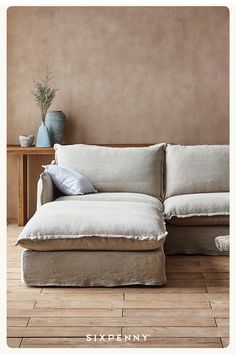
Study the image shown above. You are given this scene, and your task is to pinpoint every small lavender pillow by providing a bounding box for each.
[43,165,97,195]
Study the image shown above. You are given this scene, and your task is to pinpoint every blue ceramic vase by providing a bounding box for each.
[35,122,51,147]
[45,110,65,145]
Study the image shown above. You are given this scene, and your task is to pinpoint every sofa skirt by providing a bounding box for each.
[21,246,166,287]
[165,225,229,255]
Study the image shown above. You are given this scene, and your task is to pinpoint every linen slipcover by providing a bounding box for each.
[165,225,229,255]
[165,144,229,197]
[22,248,166,287]
[164,192,229,225]
[54,143,165,198]
[16,193,167,251]
[37,172,54,209]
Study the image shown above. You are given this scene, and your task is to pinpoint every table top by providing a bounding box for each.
[7,144,152,155]
[7,145,55,154]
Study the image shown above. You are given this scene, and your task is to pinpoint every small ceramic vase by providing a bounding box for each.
[35,122,51,147]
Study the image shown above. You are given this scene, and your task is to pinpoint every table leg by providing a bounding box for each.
[17,154,27,226]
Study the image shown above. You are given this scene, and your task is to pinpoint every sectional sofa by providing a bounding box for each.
[16,143,229,287]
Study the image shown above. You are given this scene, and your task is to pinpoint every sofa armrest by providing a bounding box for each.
[37,172,54,209]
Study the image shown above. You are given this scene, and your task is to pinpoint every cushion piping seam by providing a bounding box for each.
[165,212,229,219]
[16,232,168,245]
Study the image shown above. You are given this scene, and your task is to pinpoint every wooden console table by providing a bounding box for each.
[7,145,55,226]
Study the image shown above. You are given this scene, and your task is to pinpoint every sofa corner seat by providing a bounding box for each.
[17,144,167,287]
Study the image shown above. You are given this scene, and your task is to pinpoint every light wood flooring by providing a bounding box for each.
[7,224,229,348]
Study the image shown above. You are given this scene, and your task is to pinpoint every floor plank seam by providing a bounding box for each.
[17,325,219,328]
[19,337,23,348]
[200,272,204,280]
[213,317,217,327]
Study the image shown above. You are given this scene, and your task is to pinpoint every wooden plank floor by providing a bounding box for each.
[7,224,229,348]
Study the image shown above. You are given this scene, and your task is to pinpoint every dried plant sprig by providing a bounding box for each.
[32,69,59,122]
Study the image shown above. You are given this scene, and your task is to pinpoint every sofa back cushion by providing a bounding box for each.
[54,143,165,198]
[165,144,229,198]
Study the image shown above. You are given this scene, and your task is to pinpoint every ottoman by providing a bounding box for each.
[16,193,167,286]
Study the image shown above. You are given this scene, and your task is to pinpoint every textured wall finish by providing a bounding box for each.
[7,6,229,218]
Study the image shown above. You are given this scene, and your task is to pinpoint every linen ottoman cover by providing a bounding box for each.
[22,248,167,286]
[16,193,167,251]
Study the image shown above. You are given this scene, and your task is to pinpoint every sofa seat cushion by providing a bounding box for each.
[16,193,167,251]
[164,193,229,225]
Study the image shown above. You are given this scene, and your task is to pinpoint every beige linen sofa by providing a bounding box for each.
[16,143,229,287]
[164,144,229,254]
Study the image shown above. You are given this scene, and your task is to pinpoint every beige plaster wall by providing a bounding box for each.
[7,6,229,219]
